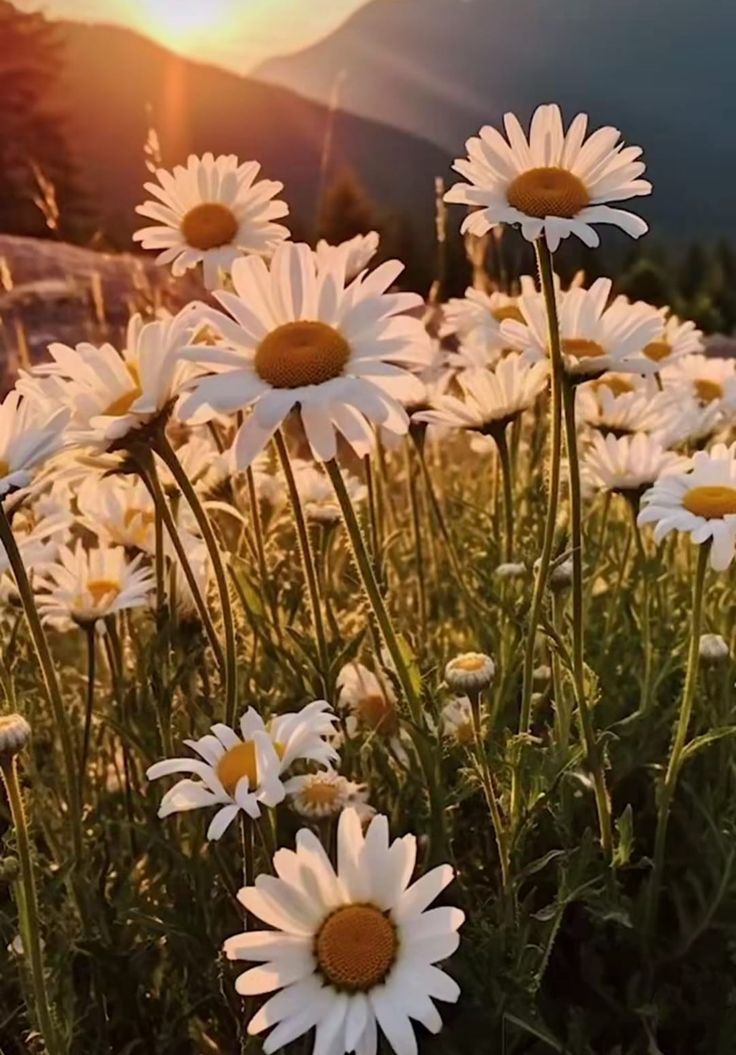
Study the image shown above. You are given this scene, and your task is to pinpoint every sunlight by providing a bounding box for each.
[139,0,237,47]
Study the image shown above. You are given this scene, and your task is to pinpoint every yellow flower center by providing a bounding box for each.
[0,459,10,478]
[506,166,590,219]
[694,379,723,404]
[254,321,350,390]
[301,779,341,808]
[643,340,671,363]
[594,375,634,396]
[103,363,142,418]
[562,337,606,360]
[123,508,155,530]
[682,485,736,519]
[356,693,398,735]
[452,656,485,672]
[216,739,284,796]
[455,720,475,746]
[180,202,239,251]
[315,904,397,992]
[86,579,121,607]
[492,304,523,324]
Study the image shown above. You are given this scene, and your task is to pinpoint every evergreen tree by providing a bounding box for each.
[316,169,381,246]
[0,1,88,240]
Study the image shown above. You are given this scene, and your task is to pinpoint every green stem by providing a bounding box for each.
[245,466,281,641]
[644,542,709,941]
[324,457,446,857]
[510,238,564,829]
[1,756,63,1055]
[405,443,428,643]
[153,494,166,614]
[493,425,515,563]
[364,454,383,585]
[0,504,82,862]
[551,592,570,752]
[469,691,510,891]
[273,431,329,691]
[154,433,238,725]
[561,376,612,860]
[137,454,225,671]
[80,625,96,802]
[629,498,653,713]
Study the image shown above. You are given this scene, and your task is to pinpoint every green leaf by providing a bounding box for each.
[396,633,422,699]
[681,726,736,763]
[504,1010,564,1051]
[613,803,634,867]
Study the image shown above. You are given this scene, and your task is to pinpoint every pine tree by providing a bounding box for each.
[316,169,381,246]
[0,1,88,240]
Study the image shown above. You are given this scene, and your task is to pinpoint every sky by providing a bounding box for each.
[13,0,372,70]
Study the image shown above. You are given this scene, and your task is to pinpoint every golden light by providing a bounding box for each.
[140,0,237,47]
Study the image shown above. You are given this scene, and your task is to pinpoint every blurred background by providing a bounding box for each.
[2,0,735,378]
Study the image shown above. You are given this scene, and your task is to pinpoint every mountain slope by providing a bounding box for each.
[53,21,450,246]
[256,0,736,239]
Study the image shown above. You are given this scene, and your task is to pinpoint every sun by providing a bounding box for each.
[140,0,236,47]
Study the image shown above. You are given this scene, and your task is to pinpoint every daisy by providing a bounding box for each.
[582,432,686,499]
[502,278,663,381]
[699,633,729,664]
[337,662,399,738]
[440,696,475,745]
[291,459,366,525]
[661,355,736,417]
[638,443,736,570]
[19,311,201,454]
[642,312,703,366]
[178,242,432,467]
[284,769,374,822]
[653,396,723,451]
[440,287,521,354]
[77,475,156,553]
[133,153,290,289]
[577,376,674,437]
[171,538,210,623]
[413,355,548,435]
[445,103,651,250]
[315,231,380,281]
[444,653,495,694]
[0,388,69,499]
[35,542,154,629]
[0,507,71,604]
[0,714,31,759]
[224,808,463,1055]
[146,701,339,839]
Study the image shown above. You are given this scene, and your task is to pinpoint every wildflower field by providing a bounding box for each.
[2,100,736,1055]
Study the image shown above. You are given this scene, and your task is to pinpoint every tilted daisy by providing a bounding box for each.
[440,287,522,353]
[35,542,154,629]
[440,696,475,745]
[19,310,201,453]
[133,153,290,289]
[315,231,380,281]
[77,475,156,553]
[178,243,432,467]
[661,355,736,418]
[502,278,663,381]
[653,396,723,451]
[577,376,674,437]
[224,808,463,1055]
[445,103,651,250]
[638,443,736,570]
[291,459,367,525]
[337,662,400,738]
[0,388,69,499]
[284,769,374,822]
[642,312,704,366]
[0,506,71,604]
[582,432,686,500]
[414,355,549,435]
[146,701,339,839]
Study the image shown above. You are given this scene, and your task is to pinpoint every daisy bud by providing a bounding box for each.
[548,557,574,592]
[494,561,526,580]
[444,652,495,694]
[533,665,552,687]
[440,697,475,745]
[0,856,20,882]
[699,633,730,665]
[0,715,30,760]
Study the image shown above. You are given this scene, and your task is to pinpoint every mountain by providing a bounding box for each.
[256,0,736,240]
[51,21,450,248]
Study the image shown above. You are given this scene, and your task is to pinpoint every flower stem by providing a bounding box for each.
[154,433,238,725]
[493,425,514,563]
[561,376,612,861]
[324,457,447,857]
[364,454,383,585]
[644,542,709,941]
[628,498,654,713]
[1,755,64,1055]
[405,442,428,643]
[469,691,510,891]
[80,625,97,802]
[0,504,82,862]
[273,431,329,692]
[510,238,563,829]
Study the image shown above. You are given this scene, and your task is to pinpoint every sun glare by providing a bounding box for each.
[140,0,236,46]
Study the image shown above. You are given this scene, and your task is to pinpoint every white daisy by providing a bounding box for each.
[284,769,374,821]
[315,231,380,281]
[171,538,210,622]
[582,432,686,498]
[133,153,290,289]
[577,375,673,436]
[642,312,704,366]
[440,696,475,745]
[652,396,723,451]
[35,542,154,628]
[19,311,201,453]
[444,652,495,694]
[291,459,366,525]
[414,355,548,434]
[445,103,651,250]
[146,701,339,839]
[0,388,69,499]
[699,633,729,664]
[224,808,463,1055]
[178,243,432,467]
[638,443,736,570]
[337,663,399,738]
[77,475,156,553]
[0,714,31,758]
[440,287,521,356]
[502,278,663,381]
[661,355,736,417]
